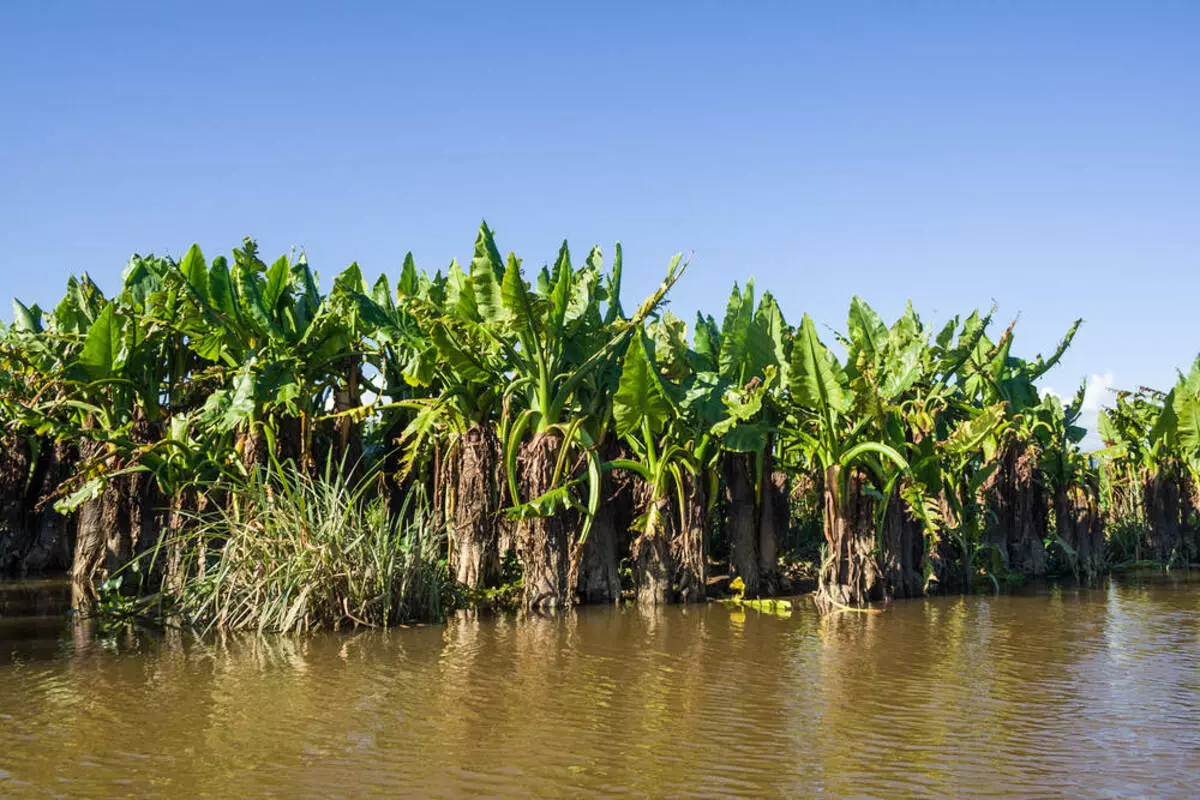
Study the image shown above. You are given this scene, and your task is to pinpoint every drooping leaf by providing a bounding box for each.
[223,362,257,432]
[430,323,491,385]
[944,403,1007,456]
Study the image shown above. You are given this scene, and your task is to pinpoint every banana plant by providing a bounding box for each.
[785,312,912,611]
[170,240,363,475]
[609,330,692,605]
[689,280,791,595]
[1098,355,1200,564]
[956,316,1084,577]
[355,251,510,590]
[457,223,683,610]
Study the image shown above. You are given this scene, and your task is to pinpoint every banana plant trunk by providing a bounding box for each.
[21,440,77,575]
[1143,463,1183,564]
[0,433,33,575]
[578,502,622,604]
[929,489,968,593]
[381,417,410,519]
[881,484,924,599]
[0,437,76,577]
[578,438,627,604]
[71,467,156,588]
[1055,481,1105,580]
[72,420,163,590]
[451,423,502,591]
[71,438,113,586]
[633,480,675,607]
[724,451,759,595]
[672,472,708,603]
[985,442,1048,578]
[1182,473,1199,565]
[163,486,204,593]
[815,465,881,613]
[757,444,788,595]
[333,355,363,478]
[516,430,572,611]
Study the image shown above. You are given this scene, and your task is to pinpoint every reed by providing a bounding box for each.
[163,461,446,633]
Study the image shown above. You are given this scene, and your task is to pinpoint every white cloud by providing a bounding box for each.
[1039,386,1064,402]
[1041,372,1115,451]
[1082,371,1114,412]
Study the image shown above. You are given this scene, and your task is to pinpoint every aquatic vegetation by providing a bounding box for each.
[1,222,1195,625]
[158,463,446,633]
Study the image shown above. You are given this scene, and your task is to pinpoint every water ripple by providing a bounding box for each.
[2,572,1200,796]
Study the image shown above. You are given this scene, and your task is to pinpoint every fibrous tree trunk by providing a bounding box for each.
[1056,480,1105,580]
[577,437,627,605]
[1143,461,1187,565]
[633,480,675,607]
[724,451,759,595]
[0,432,33,575]
[985,442,1048,578]
[579,501,621,604]
[673,472,708,603]
[451,423,502,591]
[516,431,572,611]
[71,439,110,586]
[815,465,881,613]
[881,486,923,599]
[71,419,164,591]
[1181,473,1199,565]
[332,355,363,479]
[757,440,787,594]
[381,417,410,520]
[926,490,966,593]
[21,440,77,575]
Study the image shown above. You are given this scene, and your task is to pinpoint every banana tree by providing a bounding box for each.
[1035,384,1104,578]
[465,224,682,610]
[958,316,1083,577]
[609,330,691,605]
[786,313,912,611]
[357,251,509,592]
[833,299,1010,599]
[171,240,364,476]
[1100,355,1200,564]
[690,281,791,595]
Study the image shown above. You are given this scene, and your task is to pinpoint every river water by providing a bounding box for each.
[2,572,1199,798]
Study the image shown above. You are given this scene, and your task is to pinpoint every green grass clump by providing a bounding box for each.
[165,463,447,634]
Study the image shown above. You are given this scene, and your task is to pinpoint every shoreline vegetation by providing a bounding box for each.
[1,224,1198,631]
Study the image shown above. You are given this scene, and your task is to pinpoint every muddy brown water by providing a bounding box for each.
[2,573,1199,798]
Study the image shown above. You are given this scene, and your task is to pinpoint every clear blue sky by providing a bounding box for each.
[3,2,1198,440]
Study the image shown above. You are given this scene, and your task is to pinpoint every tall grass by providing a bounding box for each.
[163,462,447,633]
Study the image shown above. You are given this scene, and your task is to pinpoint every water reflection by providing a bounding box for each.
[2,573,1199,797]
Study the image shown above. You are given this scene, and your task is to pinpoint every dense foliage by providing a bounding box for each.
[1,224,1192,626]
[1096,358,1200,565]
